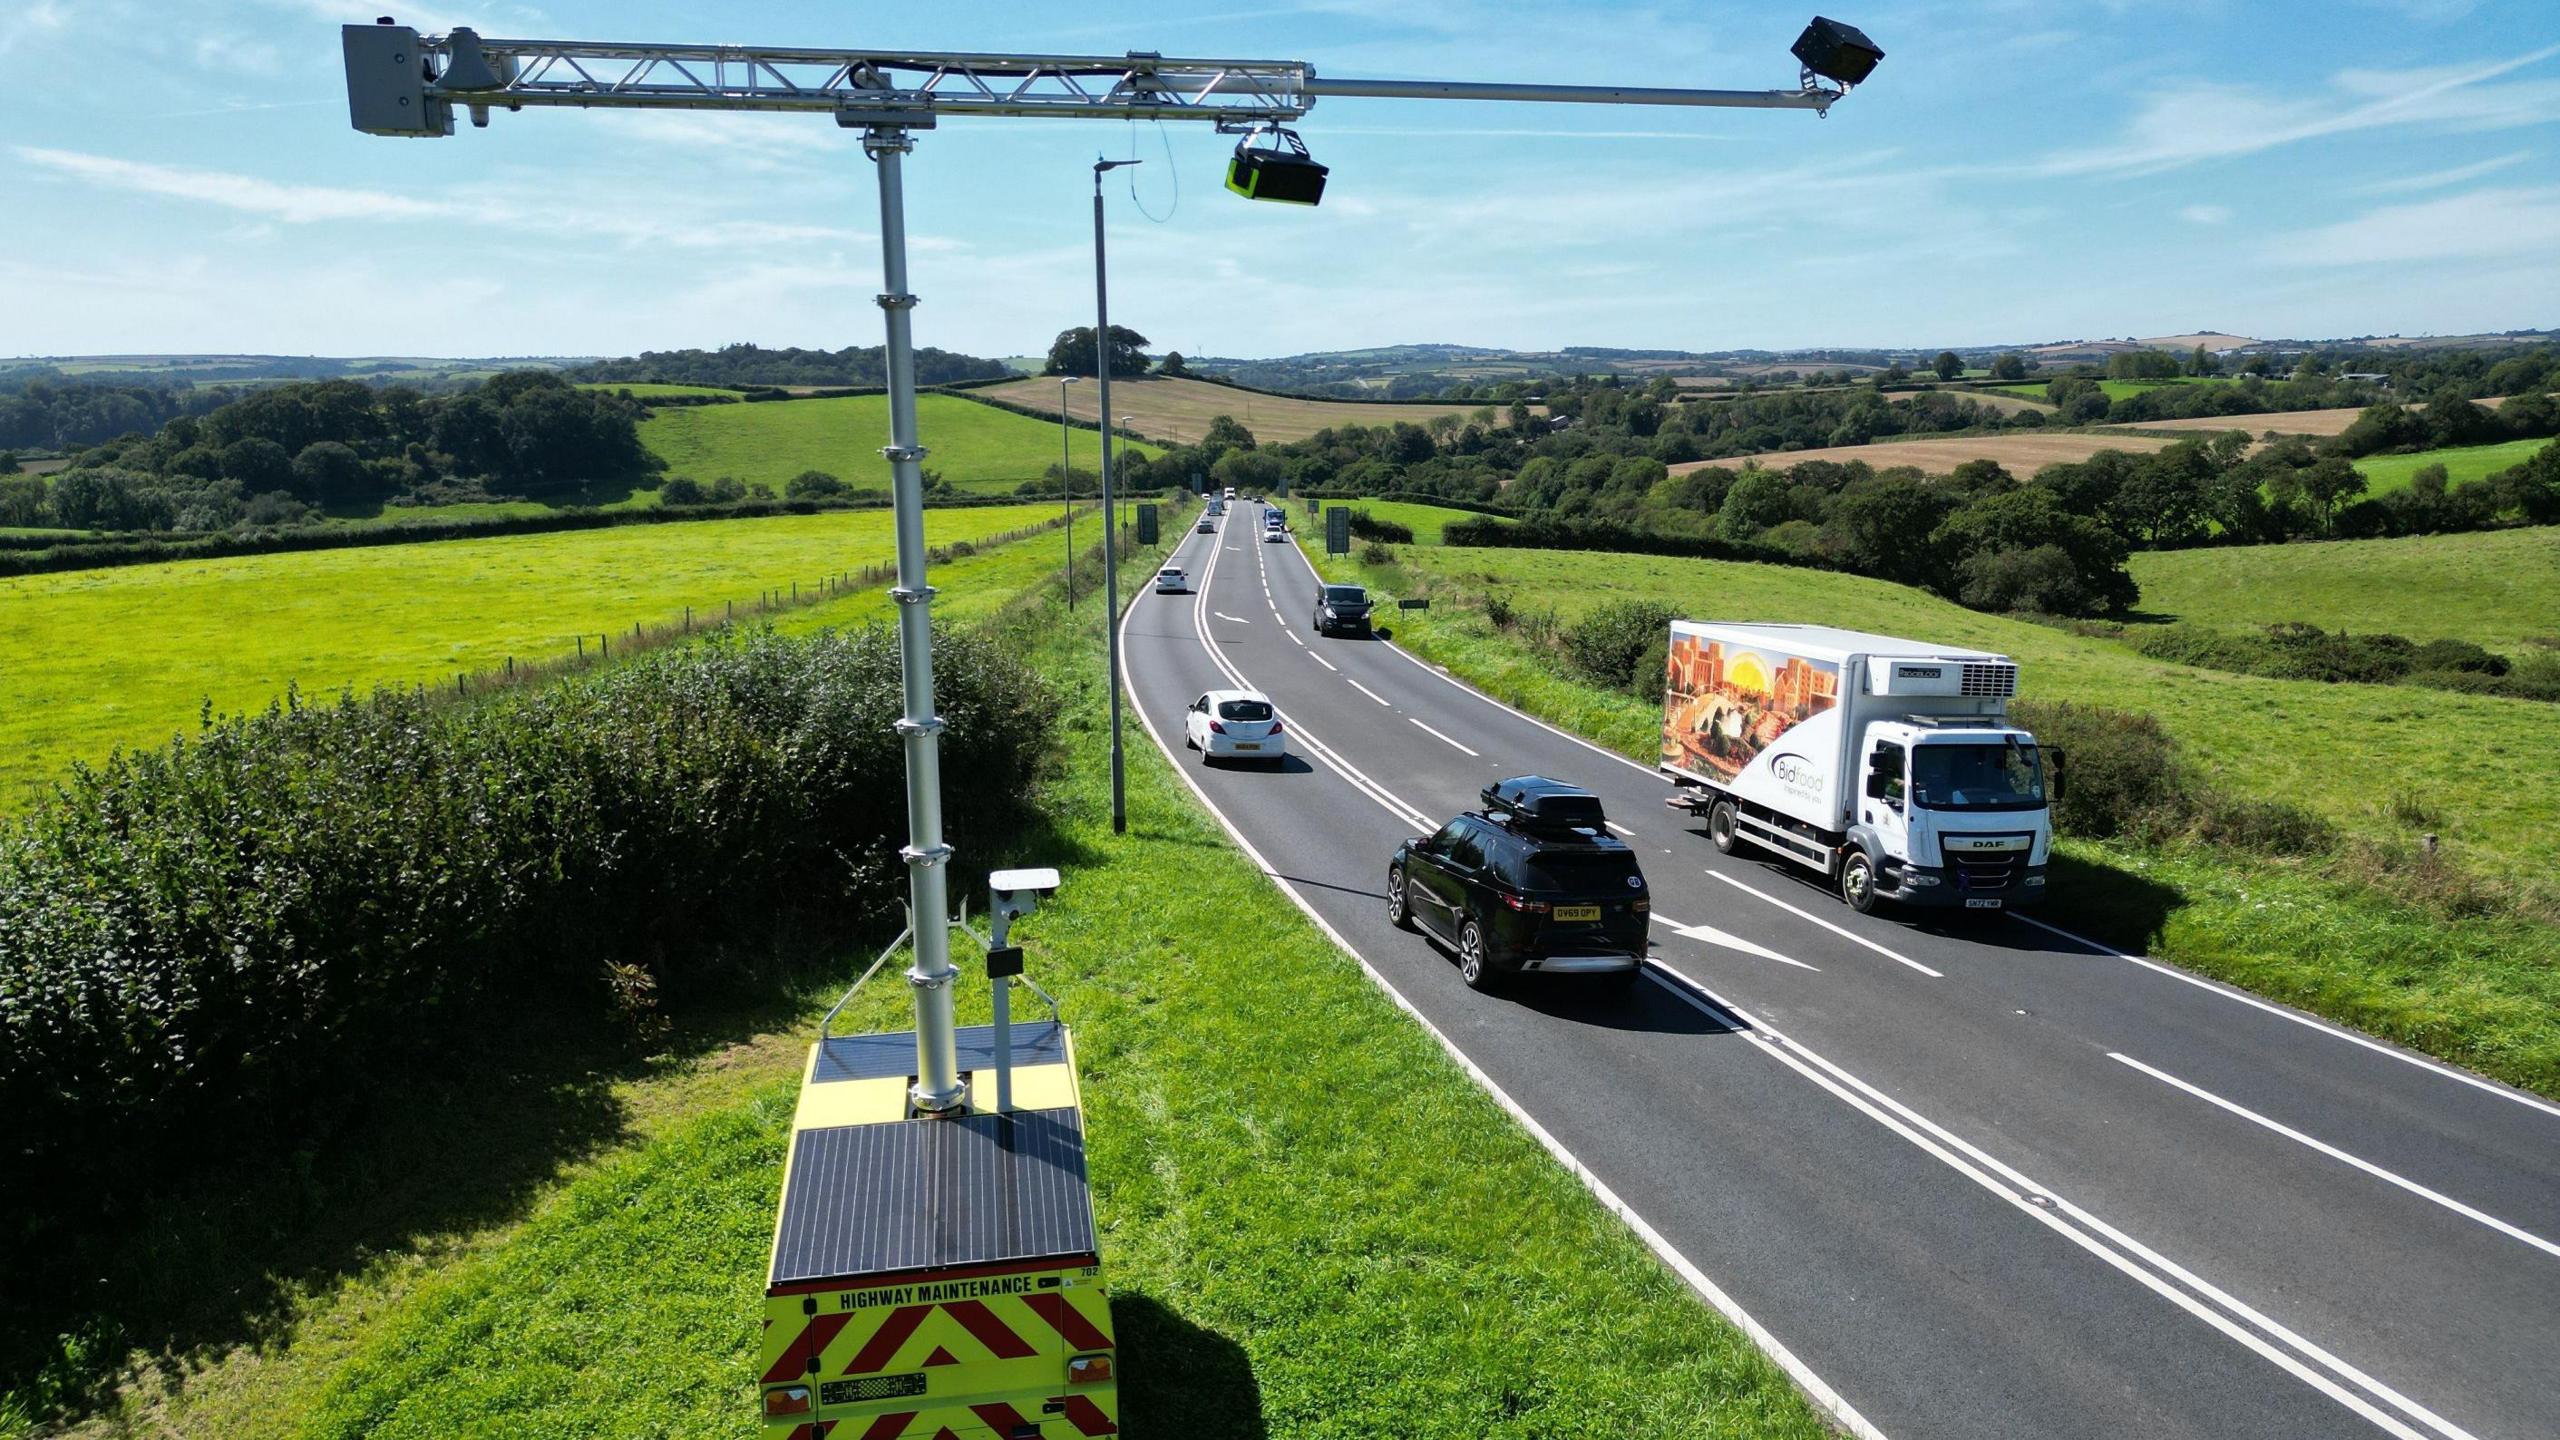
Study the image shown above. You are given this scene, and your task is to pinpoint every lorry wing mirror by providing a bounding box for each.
[2048,748,2066,803]
[1864,772,1891,799]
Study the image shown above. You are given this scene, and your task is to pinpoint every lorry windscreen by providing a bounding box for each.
[1910,743,2044,811]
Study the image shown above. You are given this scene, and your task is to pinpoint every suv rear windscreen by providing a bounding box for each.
[1505,848,1643,895]
[1217,699,1275,722]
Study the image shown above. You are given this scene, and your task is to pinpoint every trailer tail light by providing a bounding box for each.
[763,1385,813,1419]
[1501,893,1550,913]
[1069,1353,1114,1384]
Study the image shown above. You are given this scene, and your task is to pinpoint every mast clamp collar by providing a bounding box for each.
[880,443,929,463]
[876,292,919,311]
[900,842,954,868]
[893,715,947,738]
[888,583,936,605]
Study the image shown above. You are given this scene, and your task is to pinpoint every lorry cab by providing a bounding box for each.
[1850,720,2050,913]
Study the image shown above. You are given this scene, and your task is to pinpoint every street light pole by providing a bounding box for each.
[1058,374,1079,606]
[1093,156,1140,835]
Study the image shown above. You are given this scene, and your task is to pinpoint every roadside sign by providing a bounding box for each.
[1137,504,1158,544]
[1398,597,1430,611]
[1325,506,1350,555]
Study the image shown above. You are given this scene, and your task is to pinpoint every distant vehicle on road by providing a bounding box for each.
[1222,486,1236,499]
[1388,776,1648,991]
[1154,566,1188,594]
[1184,688,1285,767]
[1312,583,1373,637]
[1194,516,1215,533]
[1659,622,2054,915]
[1263,512,1287,542]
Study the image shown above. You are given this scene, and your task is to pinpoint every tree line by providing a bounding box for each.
[570,341,1009,388]
[0,373,655,533]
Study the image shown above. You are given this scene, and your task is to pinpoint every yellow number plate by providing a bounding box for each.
[1553,905,1601,922]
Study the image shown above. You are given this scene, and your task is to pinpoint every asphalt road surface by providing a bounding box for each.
[1119,502,2560,1440]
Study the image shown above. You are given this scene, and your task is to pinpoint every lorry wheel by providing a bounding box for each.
[1841,852,1881,915]
[1387,868,1415,930]
[1457,919,1500,992]
[1709,801,1747,856]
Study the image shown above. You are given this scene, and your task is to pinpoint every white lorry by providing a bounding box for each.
[1659,622,2057,914]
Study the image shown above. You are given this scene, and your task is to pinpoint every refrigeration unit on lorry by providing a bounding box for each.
[1658,622,2058,913]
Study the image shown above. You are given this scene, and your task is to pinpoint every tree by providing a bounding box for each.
[660,475,707,506]
[1930,487,2137,616]
[1989,352,2028,382]
[1042,324,1151,378]
[2106,349,2181,380]
[0,474,43,526]
[1825,475,1953,587]
[1714,469,1794,543]
[1200,415,1256,452]
[2187,344,2220,377]
[1156,351,1191,377]
[0,450,19,475]
[2297,457,2368,531]
[290,440,365,508]
[1932,351,1964,382]
[1210,449,1285,493]
[785,469,849,499]
[219,436,293,494]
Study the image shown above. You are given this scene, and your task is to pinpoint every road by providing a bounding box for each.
[1119,502,2560,1440]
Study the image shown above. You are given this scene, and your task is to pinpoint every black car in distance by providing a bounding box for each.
[1387,776,1650,991]
[1313,583,1374,637]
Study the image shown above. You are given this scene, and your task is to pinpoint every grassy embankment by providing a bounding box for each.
[2351,436,2548,496]
[28,520,1827,1440]
[639,392,1159,496]
[1303,535,2560,1097]
[0,502,1090,804]
[1325,498,1509,544]
[2130,527,2560,650]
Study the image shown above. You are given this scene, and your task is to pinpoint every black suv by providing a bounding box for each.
[1387,777,1650,991]
[1312,584,1374,637]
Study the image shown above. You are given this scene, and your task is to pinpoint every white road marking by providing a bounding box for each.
[1163,518,2473,1440]
[1407,717,1480,756]
[1605,820,1633,835]
[1672,922,1820,972]
[1214,612,1252,624]
[2019,915,2560,1124]
[1346,678,1393,707]
[1707,872,1944,979]
[1309,652,1338,672]
[2112,1052,2560,1262]
[1286,631,1305,647]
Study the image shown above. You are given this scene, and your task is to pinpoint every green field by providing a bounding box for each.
[1992,378,2233,402]
[2351,437,2548,496]
[2130,527,2560,650]
[1328,498,1508,545]
[639,393,1158,495]
[0,504,1086,804]
[576,382,744,399]
[32,540,1823,1440]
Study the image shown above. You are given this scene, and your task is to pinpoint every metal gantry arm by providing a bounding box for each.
[342,15,1868,1118]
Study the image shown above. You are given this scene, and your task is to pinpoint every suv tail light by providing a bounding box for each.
[1500,893,1550,914]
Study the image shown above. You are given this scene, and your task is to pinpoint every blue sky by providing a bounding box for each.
[3,0,2556,360]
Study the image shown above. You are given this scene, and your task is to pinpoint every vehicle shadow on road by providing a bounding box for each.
[1508,969,1750,1035]
[1112,1290,1269,1439]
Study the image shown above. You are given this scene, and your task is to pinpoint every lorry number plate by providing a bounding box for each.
[1554,905,1601,921]
[1964,898,2003,909]
[822,1374,926,1406]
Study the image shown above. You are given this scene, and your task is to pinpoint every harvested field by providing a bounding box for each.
[2106,394,2511,440]
[973,373,1535,446]
[1669,431,2175,476]
[1956,389,2056,415]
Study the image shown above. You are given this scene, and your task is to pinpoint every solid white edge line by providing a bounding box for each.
[1211,530,2466,1440]
[2017,915,2560,1124]
[1346,677,1394,708]
[2112,1052,2560,1262]
[1407,717,1482,757]
[1636,961,2464,1440]
[1605,820,1634,836]
[1118,560,1892,1440]
[1707,871,1943,979]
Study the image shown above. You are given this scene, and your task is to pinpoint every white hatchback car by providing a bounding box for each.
[1184,689,1285,767]
[1155,566,1187,594]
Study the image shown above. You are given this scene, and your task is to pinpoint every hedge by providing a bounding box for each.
[1438,514,1829,572]
[0,623,1049,1258]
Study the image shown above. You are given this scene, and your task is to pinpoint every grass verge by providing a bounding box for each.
[639,392,1159,495]
[25,521,1827,1440]
[2126,526,2560,650]
[1307,537,2560,1099]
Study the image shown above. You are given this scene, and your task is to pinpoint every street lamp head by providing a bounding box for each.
[1094,157,1144,174]
[1791,16,1883,89]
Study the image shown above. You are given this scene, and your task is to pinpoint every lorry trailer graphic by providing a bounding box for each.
[1663,634,1842,784]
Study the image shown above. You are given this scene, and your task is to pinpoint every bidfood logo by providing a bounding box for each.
[1769,753,1824,799]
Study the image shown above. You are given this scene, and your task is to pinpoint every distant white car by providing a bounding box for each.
[1184,688,1285,767]
[1155,566,1187,593]
[1263,526,1286,542]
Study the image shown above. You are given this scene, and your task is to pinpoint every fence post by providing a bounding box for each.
[506,656,515,679]
[602,634,609,658]
[457,673,466,695]
[685,606,692,633]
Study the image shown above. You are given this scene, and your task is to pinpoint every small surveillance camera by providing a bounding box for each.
[990,867,1061,898]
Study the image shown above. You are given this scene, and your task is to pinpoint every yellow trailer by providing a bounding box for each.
[758,1012,1119,1438]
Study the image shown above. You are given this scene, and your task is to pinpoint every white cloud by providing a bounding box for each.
[2179,204,2231,224]
[2281,185,2560,264]
[11,144,873,250]
[2032,44,2560,177]
[0,1,68,58]
[2349,149,2533,194]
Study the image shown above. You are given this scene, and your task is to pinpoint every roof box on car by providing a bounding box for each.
[1482,775,1606,829]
